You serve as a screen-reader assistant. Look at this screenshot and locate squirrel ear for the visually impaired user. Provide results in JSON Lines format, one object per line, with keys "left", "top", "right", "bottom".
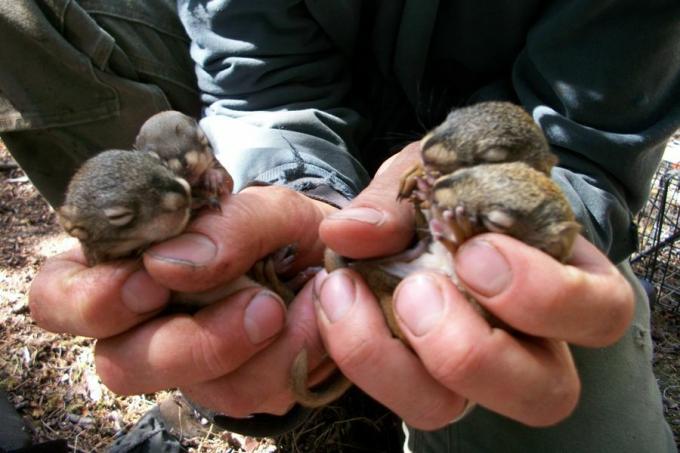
{"left": 67, "top": 227, "right": 90, "bottom": 241}
{"left": 58, "top": 205, "right": 80, "bottom": 231}
{"left": 58, "top": 204, "right": 78, "bottom": 221}
{"left": 196, "top": 126, "right": 210, "bottom": 147}
{"left": 535, "top": 152, "right": 558, "bottom": 175}
{"left": 542, "top": 221, "right": 581, "bottom": 262}
{"left": 133, "top": 132, "right": 144, "bottom": 151}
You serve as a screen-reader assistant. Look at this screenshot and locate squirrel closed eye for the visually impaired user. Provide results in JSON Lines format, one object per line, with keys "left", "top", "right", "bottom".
{"left": 59, "top": 149, "right": 193, "bottom": 265}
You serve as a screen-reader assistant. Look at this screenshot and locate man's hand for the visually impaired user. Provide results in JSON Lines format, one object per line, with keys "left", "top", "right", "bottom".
{"left": 30, "top": 185, "right": 336, "bottom": 417}
{"left": 317, "top": 142, "right": 635, "bottom": 430}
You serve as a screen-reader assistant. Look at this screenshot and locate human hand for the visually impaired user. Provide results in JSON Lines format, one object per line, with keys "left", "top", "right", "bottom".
{"left": 316, "top": 142, "right": 635, "bottom": 430}
{"left": 30, "top": 185, "right": 336, "bottom": 417}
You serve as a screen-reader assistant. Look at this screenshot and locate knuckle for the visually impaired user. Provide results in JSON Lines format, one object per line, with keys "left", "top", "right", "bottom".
{"left": 27, "top": 295, "right": 49, "bottom": 329}
{"left": 525, "top": 368, "right": 580, "bottom": 427}
{"left": 264, "top": 398, "right": 297, "bottom": 416}
{"left": 74, "top": 293, "right": 104, "bottom": 328}
{"left": 28, "top": 277, "right": 60, "bottom": 332}
{"left": 426, "top": 334, "right": 488, "bottom": 387}
{"left": 574, "top": 268, "right": 635, "bottom": 347}
{"left": 519, "top": 341, "right": 580, "bottom": 427}
{"left": 404, "top": 396, "right": 464, "bottom": 431}
{"left": 94, "top": 348, "right": 134, "bottom": 395}
{"left": 195, "top": 381, "right": 276, "bottom": 417}
{"left": 73, "top": 292, "right": 125, "bottom": 339}
{"left": 328, "top": 335, "right": 376, "bottom": 374}
{"left": 289, "top": 306, "right": 323, "bottom": 349}
{"left": 215, "top": 387, "right": 259, "bottom": 418}
{"left": 550, "top": 378, "right": 580, "bottom": 421}
{"left": 191, "top": 328, "right": 238, "bottom": 378}
{"left": 596, "top": 272, "right": 635, "bottom": 345}
{"left": 406, "top": 416, "right": 450, "bottom": 432}
{"left": 224, "top": 402, "right": 257, "bottom": 419}
{"left": 529, "top": 269, "right": 580, "bottom": 316}
{"left": 612, "top": 271, "right": 635, "bottom": 312}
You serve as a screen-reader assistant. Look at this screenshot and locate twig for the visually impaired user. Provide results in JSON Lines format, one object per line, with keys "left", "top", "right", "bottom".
{"left": 41, "top": 419, "right": 60, "bottom": 435}
{"left": 197, "top": 423, "right": 214, "bottom": 452}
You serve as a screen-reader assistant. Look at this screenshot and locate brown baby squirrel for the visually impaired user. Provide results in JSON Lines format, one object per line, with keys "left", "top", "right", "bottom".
{"left": 290, "top": 101, "right": 581, "bottom": 407}
{"left": 59, "top": 111, "right": 231, "bottom": 265}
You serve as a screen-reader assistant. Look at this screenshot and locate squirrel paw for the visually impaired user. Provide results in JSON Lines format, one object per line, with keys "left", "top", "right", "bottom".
{"left": 430, "top": 162, "right": 579, "bottom": 261}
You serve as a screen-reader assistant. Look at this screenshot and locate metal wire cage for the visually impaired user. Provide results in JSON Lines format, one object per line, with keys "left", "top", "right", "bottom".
{"left": 631, "top": 159, "right": 680, "bottom": 311}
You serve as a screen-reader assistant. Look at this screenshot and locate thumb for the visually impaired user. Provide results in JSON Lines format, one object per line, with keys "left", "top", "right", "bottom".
{"left": 320, "top": 142, "right": 420, "bottom": 259}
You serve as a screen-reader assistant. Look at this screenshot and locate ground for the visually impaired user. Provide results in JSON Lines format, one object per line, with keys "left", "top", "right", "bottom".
{"left": 0, "top": 137, "right": 678, "bottom": 451}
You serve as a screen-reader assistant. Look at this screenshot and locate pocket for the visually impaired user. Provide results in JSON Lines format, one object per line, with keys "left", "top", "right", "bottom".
{"left": 83, "top": 2, "right": 199, "bottom": 100}
{"left": 0, "top": 0, "right": 122, "bottom": 132}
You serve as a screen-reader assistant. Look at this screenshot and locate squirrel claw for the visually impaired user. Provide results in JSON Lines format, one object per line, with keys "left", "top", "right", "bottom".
{"left": 203, "top": 167, "right": 234, "bottom": 195}
{"left": 397, "top": 163, "right": 425, "bottom": 201}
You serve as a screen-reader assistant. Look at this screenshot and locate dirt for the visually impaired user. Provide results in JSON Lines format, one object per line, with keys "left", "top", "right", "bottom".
{"left": 0, "top": 138, "right": 678, "bottom": 451}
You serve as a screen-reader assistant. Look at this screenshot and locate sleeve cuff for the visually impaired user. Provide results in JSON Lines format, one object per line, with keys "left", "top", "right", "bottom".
{"left": 200, "top": 115, "right": 369, "bottom": 201}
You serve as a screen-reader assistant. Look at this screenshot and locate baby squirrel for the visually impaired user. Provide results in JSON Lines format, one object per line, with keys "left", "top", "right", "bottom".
{"left": 58, "top": 104, "right": 580, "bottom": 411}
{"left": 59, "top": 150, "right": 193, "bottom": 265}
{"left": 290, "top": 101, "right": 581, "bottom": 407}
{"left": 59, "top": 111, "right": 231, "bottom": 265}
{"left": 134, "top": 110, "right": 233, "bottom": 209}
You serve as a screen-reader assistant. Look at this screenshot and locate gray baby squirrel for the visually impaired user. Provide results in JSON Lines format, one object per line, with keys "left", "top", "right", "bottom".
{"left": 290, "top": 101, "right": 581, "bottom": 407}
{"left": 59, "top": 111, "right": 231, "bottom": 265}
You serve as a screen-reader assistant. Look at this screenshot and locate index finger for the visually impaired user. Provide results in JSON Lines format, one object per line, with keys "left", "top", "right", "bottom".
{"left": 29, "top": 247, "right": 169, "bottom": 338}
{"left": 320, "top": 142, "right": 420, "bottom": 259}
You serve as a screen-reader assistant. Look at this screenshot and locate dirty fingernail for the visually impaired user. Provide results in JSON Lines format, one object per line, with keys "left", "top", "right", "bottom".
{"left": 327, "top": 207, "right": 384, "bottom": 225}
{"left": 317, "top": 271, "right": 356, "bottom": 323}
{"left": 146, "top": 233, "right": 216, "bottom": 266}
{"left": 244, "top": 291, "right": 286, "bottom": 344}
{"left": 456, "top": 240, "right": 511, "bottom": 297}
{"left": 395, "top": 274, "right": 444, "bottom": 336}
{"left": 122, "top": 269, "right": 170, "bottom": 314}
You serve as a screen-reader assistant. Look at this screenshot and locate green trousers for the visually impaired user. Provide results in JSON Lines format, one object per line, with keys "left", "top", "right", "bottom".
{"left": 0, "top": 0, "right": 199, "bottom": 207}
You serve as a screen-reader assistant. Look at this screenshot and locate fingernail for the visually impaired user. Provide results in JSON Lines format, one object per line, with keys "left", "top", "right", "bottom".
{"left": 146, "top": 233, "right": 216, "bottom": 266}
{"left": 122, "top": 269, "right": 170, "bottom": 314}
{"left": 395, "top": 274, "right": 444, "bottom": 336}
{"left": 455, "top": 240, "right": 512, "bottom": 297}
{"left": 312, "top": 269, "right": 328, "bottom": 299}
{"left": 317, "top": 271, "right": 356, "bottom": 323}
{"left": 327, "top": 207, "right": 384, "bottom": 225}
{"left": 244, "top": 291, "right": 286, "bottom": 344}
